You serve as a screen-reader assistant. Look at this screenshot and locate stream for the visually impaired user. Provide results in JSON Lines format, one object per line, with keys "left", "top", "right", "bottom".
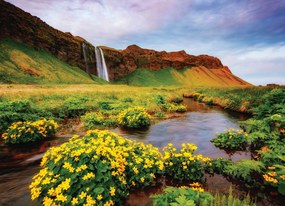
{"left": 0, "top": 98, "right": 276, "bottom": 206}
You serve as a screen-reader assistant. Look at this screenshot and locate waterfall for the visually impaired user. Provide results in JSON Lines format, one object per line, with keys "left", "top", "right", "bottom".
{"left": 82, "top": 43, "right": 90, "bottom": 74}
{"left": 95, "top": 47, "right": 109, "bottom": 81}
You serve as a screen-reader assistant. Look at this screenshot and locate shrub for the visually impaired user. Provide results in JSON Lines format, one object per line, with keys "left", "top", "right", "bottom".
{"left": 154, "top": 111, "right": 166, "bottom": 118}
{"left": 259, "top": 145, "right": 285, "bottom": 195}
{"left": 0, "top": 100, "right": 40, "bottom": 133}
{"left": 2, "top": 119, "right": 58, "bottom": 144}
{"left": 30, "top": 130, "right": 164, "bottom": 205}
{"left": 163, "top": 143, "right": 210, "bottom": 182}
{"left": 121, "top": 97, "right": 133, "bottom": 103}
{"left": 155, "top": 95, "right": 167, "bottom": 105}
{"left": 81, "top": 112, "right": 105, "bottom": 128}
{"left": 117, "top": 107, "right": 151, "bottom": 129}
{"left": 152, "top": 186, "right": 213, "bottom": 206}
{"left": 98, "top": 101, "right": 113, "bottom": 111}
{"left": 161, "top": 103, "right": 187, "bottom": 113}
{"left": 211, "top": 129, "right": 248, "bottom": 150}
{"left": 168, "top": 96, "right": 183, "bottom": 104}
{"left": 63, "top": 96, "right": 90, "bottom": 118}
{"left": 82, "top": 112, "right": 117, "bottom": 129}
{"left": 152, "top": 185, "right": 256, "bottom": 206}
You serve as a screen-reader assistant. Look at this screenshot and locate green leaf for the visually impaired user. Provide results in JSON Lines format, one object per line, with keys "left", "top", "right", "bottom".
{"left": 94, "top": 187, "right": 105, "bottom": 194}
{"left": 278, "top": 184, "right": 285, "bottom": 195}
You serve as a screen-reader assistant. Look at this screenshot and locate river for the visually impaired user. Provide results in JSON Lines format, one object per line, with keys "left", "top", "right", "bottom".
{"left": 0, "top": 98, "right": 263, "bottom": 206}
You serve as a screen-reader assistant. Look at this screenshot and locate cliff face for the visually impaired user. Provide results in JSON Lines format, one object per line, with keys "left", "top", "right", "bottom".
{"left": 103, "top": 44, "right": 233, "bottom": 81}
{"left": 0, "top": 0, "right": 96, "bottom": 74}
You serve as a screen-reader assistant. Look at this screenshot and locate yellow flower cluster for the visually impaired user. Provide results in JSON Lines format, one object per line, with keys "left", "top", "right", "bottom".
{"left": 117, "top": 107, "right": 151, "bottom": 129}
{"left": 2, "top": 119, "right": 58, "bottom": 144}
{"left": 263, "top": 174, "right": 278, "bottom": 184}
{"left": 30, "top": 129, "right": 164, "bottom": 205}
{"left": 163, "top": 143, "right": 210, "bottom": 182}
{"left": 189, "top": 182, "right": 205, "bottom": 193}
{"left": 226, "top": 128, "right": 248, "bottom": 137}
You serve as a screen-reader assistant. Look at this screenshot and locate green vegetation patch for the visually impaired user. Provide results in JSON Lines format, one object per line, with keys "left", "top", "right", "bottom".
{"left": 115, "top": 67, "right": 184, "bottom": 86}
{"left": 0, "top": 39, "right": 106, "bottom": 84}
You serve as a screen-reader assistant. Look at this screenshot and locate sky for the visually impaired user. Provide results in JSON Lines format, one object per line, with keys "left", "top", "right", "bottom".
{"left": 6, "top": 0, "right": 285, "bottom": 85}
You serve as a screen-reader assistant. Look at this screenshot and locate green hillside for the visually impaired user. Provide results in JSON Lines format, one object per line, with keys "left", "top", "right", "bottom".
{"left": 116, "top": 67, "right": 250, "bottom": 87}
{"left": 0, "top": 39, "right": 107, "bottom": 84}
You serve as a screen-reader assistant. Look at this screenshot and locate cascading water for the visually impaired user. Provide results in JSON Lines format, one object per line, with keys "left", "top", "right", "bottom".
{"left": 95, "top": 47, "right": 109, "bottom": 81}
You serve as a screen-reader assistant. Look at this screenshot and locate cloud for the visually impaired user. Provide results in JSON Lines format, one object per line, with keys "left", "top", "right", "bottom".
{"left": 7, "top": 0, "right": 188, "bottom": 44}
{"left": 222, "top": 45, "right": 285, "bottom": 85}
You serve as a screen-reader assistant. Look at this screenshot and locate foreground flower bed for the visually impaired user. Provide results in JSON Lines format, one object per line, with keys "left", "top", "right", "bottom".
{"left": 30, "top": 130, "right": 164, "bottom": 205}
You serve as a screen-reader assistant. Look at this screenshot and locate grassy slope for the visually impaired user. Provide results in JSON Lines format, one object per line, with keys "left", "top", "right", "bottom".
{"left": 116, "top": 67, "right": 251, "bottom": 87}
{"left": 0, "top": 39, "right": 107, "bottom": 84}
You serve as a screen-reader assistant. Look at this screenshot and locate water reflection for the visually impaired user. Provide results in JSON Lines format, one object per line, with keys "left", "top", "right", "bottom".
{"left": 114, "top": 99, "right": 251, "bottom": 161}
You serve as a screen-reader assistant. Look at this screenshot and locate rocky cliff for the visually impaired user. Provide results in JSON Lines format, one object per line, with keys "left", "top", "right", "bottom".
{"left": 0, "top": 0, "right": 97, "bottom": 74}
{"left": 0, "top": 0, "right": 249, "bottom": 85}
{"left": 103, "top": 44, "right": 235, "bottom": 81}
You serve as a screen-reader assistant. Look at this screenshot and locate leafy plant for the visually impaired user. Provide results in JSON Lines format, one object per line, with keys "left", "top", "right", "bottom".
{"left": 154, "top": 111, "right": 166, "bottom": 118}
{"left": 117, "top": 107, "right": 151, "bottom": 129}
{"left": 211, "top": 129, "right": 248, "bottom": 150}
{"left": 155, "top": 95, "right": 167, "bottom": 105}
{"left": 163, "top": 143, "right": 210, "bottom": 182}
{"left": 152, "top": 186, "right": 213, "bottom": 206}
{"left": 30, "top": 130, "right": 164, "bottom": 205}
{"left": 151, "top": 186, "right": 256, "bottom": 206}
{"left": 161, "top": 103, "right": 187, "bottom": 113}
{"left": 2, "top": 119, "right": 58, "bottom": 144}
{"left": 98, "top": 101, "right": 113, "bottom": 111}
{"left": 63, "top": 96, "right": 90, "bottom": 118}
{"left": 81, "top": 112, "right": 117, "bottom": 128}
{"left": 121, "top": 97, "right": 133, "bottom": 103}
{"left": 0, "top": 100, "right": 40, "bottom": 133}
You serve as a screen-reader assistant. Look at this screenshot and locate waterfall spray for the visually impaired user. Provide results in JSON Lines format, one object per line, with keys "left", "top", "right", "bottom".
{"left": 95, "top": 47, "right": 109, "bottom": 81}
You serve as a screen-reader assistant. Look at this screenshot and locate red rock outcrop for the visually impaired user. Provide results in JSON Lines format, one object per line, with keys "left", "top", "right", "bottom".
{"left": 103, "top": 44, "right": 231, "bottom": 80}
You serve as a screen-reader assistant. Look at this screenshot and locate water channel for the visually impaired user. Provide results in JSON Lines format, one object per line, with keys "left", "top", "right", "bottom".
{"left": 0, "top": 98, "right": 277, "bottom": 206}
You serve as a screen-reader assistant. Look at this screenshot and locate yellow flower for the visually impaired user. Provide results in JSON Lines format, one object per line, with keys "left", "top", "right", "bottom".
{"left": 71, "top": 197, "right": 79, "bottom": 205}
{"left": 43, "top": 196, "right": 53, "bottom": 206}
{"left": 47, "top": 188, "right": 55, "bottom": 196}
{"left": 56, "top": 194, "right": 67, "bottom": 202}
{"left": 31, "top": 187, "right": 41, "bottom": 200}
{"left": 263, "top": 174, "right": 278, "bottom": 184}
{"left": 79, "top": 191, "right": 87, "bottom": 199}
{"left": 97, "top": 194, "right": 103, "bottom": 200}
{"left": 268, "top": 172, "right": 277, "bottom": 177}
{"left": 42, "top": 177, "right": 51, "bottom": 185}
{"left": 110, "top": 186, "right": 116, "bottom": 196}
{"left": 82, "top": 172, "right": 95, "bottom": 180}
{"left": 150, "top": 173, "right": 155, "bottom": 178}
{"left": 60, "top": 178, "right": 71, "bottom": 190}
{"left": 140, "top": 177, "right": 145, "bottom": 183}
{"left": 133, "top": 167, "right": 139, "bottom": 174}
